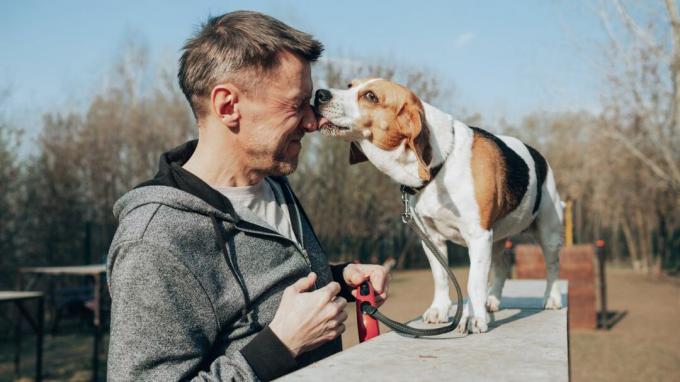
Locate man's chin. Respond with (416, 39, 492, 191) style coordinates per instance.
(269, 159, 298, 176)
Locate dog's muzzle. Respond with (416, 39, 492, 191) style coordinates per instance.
(314, 89, 332, 108)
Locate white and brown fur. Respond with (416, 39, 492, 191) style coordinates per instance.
(315, 78, 564, 333)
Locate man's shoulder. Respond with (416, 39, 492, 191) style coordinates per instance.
(107, 202, 215, 285)
(115, 201, 211, 244)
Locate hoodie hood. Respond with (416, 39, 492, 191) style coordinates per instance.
(114, 139, 241, 222)
(133, 139, 239, 216)
(112, 185, 237, 223)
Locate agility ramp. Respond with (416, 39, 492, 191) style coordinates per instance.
(278, 280, 569, 382)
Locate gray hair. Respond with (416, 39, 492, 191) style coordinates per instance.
(178, 10, 324, 119)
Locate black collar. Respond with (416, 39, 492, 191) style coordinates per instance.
(401, 120, 456, 195)
(400, 162, 445, 195)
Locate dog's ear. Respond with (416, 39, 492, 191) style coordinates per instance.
(349, 142, 368, 165)
(398, 102, 432, 181)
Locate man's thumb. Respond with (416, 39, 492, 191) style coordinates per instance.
(292, 272, 317, 292)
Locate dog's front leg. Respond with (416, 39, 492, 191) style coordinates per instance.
(461, 230, 493, 334)
(421, 233, 451, 324)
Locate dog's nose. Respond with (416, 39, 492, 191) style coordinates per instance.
(314, 89, 332, 107)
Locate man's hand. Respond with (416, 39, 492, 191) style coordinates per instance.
(342, 263, 391, 307)
(269, 273, 348, 358)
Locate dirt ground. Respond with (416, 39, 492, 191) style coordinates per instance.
(1, 266, 678, 381)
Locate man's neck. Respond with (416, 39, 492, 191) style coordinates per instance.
(182, 132, 264, 188)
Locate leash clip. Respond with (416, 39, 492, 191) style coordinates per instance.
(400, 186, 413, 223)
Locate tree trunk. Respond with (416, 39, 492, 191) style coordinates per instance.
(664, 0, 680, 188)
(621, 218, 641, 271)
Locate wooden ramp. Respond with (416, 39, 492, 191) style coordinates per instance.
(278, 280, 569, 382)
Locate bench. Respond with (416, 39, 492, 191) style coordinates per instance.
(279, 280, 569, 381)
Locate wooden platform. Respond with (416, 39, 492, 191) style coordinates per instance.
(515, 244, 596, 329)
(278, 280, 569, 382)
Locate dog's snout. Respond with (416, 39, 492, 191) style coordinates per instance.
(314, 89, 332, 107)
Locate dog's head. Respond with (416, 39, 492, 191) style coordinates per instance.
(314, 78, 433, 184)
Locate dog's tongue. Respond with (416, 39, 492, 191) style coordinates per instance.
(317, 116, 329, 129)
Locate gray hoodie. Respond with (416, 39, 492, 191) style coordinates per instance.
(106, 140, 352, 381)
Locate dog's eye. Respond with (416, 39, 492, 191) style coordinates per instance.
(347, 83, 352, 89)
(363, 91, 378, 103)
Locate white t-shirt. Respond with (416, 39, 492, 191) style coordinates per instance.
(215, 179, 298, 244)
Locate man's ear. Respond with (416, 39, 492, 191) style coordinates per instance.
(349, 142, 369, 165)
(211, 84, 240, 128)
(398, 103, 432, 181)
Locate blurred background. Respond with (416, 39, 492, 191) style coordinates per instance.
(0, 1, 678, 381)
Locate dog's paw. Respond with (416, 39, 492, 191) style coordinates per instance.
(544, 295, 562, 310)
(468, 316, 489, 334)
(455, 315, 488, 334)
(455, 316, 469, 333)
(422, 302, 451, 324)
(486, 295, 501, 312)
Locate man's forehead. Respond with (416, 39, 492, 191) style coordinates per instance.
(267, 70, 312, 100)
(285, 82, 312, 100)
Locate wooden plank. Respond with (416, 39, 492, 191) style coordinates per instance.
(514, 244, 596, 329)
(19, 265, 106, 275)
(278, 280, 569, 382)
(0, 291, 44, 301)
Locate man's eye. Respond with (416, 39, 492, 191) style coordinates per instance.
(363, 91, 378, 103)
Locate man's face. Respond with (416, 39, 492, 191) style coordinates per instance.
(236, 50, 316, 176)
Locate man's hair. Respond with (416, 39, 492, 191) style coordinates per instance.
(178, 10, 324, 119)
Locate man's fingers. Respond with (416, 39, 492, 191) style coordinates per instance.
(332, 296, 347, 311)
(327, 310, 348, 329)
(292, 272, 317, 293)
(343, 264, 368, 287)
(325, 324, 346, 340)
(318, 281, 341, 301)
(369, 267, 388, 293)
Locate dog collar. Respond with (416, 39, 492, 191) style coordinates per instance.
(400, 162, 444, 195)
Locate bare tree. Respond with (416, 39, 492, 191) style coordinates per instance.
(0, 88, 25, 288)
(594, 0, 680, 271)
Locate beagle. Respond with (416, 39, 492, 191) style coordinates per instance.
(314, 78, 564, 333)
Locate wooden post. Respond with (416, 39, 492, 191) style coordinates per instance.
(14, 273, 23, 377)
(596, 240, 608, 330)
(85, 221, 92, 264)
(14, 301, 22, 378)
(36, 296, 44, 382)
(564, 199, 574, 247)
(92, 273, 101, 382)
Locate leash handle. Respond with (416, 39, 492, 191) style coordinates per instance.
(355, 281, 380, 342)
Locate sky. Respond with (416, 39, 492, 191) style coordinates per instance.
(1, 0, 610, 146)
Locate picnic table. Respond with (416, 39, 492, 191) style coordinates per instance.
(18, 265, 106, 382)
(1, 291, 44, 382)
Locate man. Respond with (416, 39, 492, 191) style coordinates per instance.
(106, 10, 390, 382)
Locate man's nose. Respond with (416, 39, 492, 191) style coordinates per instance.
(301, 104, 318, 132)
(314, 89, 332, 108)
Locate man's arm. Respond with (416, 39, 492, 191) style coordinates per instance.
(107, 240, 296, 381)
